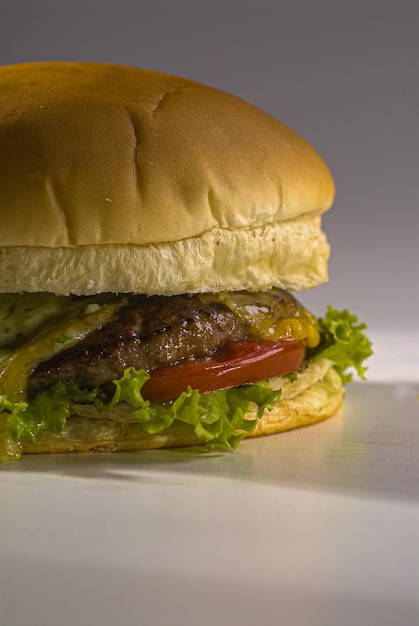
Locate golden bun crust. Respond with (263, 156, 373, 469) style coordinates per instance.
(248, 365, 344, 437)
(0, 62, 334, 295)
(22, 362, 344, 455)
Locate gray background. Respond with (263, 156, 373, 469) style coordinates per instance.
(1, 0, 418, 377)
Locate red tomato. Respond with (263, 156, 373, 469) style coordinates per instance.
(141, 339, 305, 403)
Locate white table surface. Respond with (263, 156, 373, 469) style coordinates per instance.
(1, 377, 418, 626)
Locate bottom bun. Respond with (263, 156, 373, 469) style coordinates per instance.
(248, 366, 344, 437)
(22, 360, 344, 455)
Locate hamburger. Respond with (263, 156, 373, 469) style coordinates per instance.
(0, 62, 372, 462)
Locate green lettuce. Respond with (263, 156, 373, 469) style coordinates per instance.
(2, 370, 281, 451)
(105, 369, 282, 449)
(1, 383, 69, 445)
(307, 306, 373, 384)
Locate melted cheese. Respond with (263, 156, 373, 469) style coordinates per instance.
(199, 290, 320, 347)
(0, 294, 127, 401)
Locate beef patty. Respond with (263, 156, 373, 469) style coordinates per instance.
(28, 289, 310, 397)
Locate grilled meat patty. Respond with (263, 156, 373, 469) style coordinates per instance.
(28, 295, 245, 397)
(28, 289, 312, 398)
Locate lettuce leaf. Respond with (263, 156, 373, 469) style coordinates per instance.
(307, 306, 373, 384)
(101, 368, 281, 449)
(2, 383, 69, 444)
(0, 369, 281, 451)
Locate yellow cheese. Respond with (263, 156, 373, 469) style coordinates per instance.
(0, 296, 127, 401)
(199, 290, 320, 347)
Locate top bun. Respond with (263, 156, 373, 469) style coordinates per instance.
(0, 62, 335, 295)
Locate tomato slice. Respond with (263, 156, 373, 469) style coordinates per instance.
(141, 339, 305, 403)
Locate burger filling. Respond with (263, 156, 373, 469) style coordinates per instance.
(0, 288, 372, 460)
(1, 288, 318, 401)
